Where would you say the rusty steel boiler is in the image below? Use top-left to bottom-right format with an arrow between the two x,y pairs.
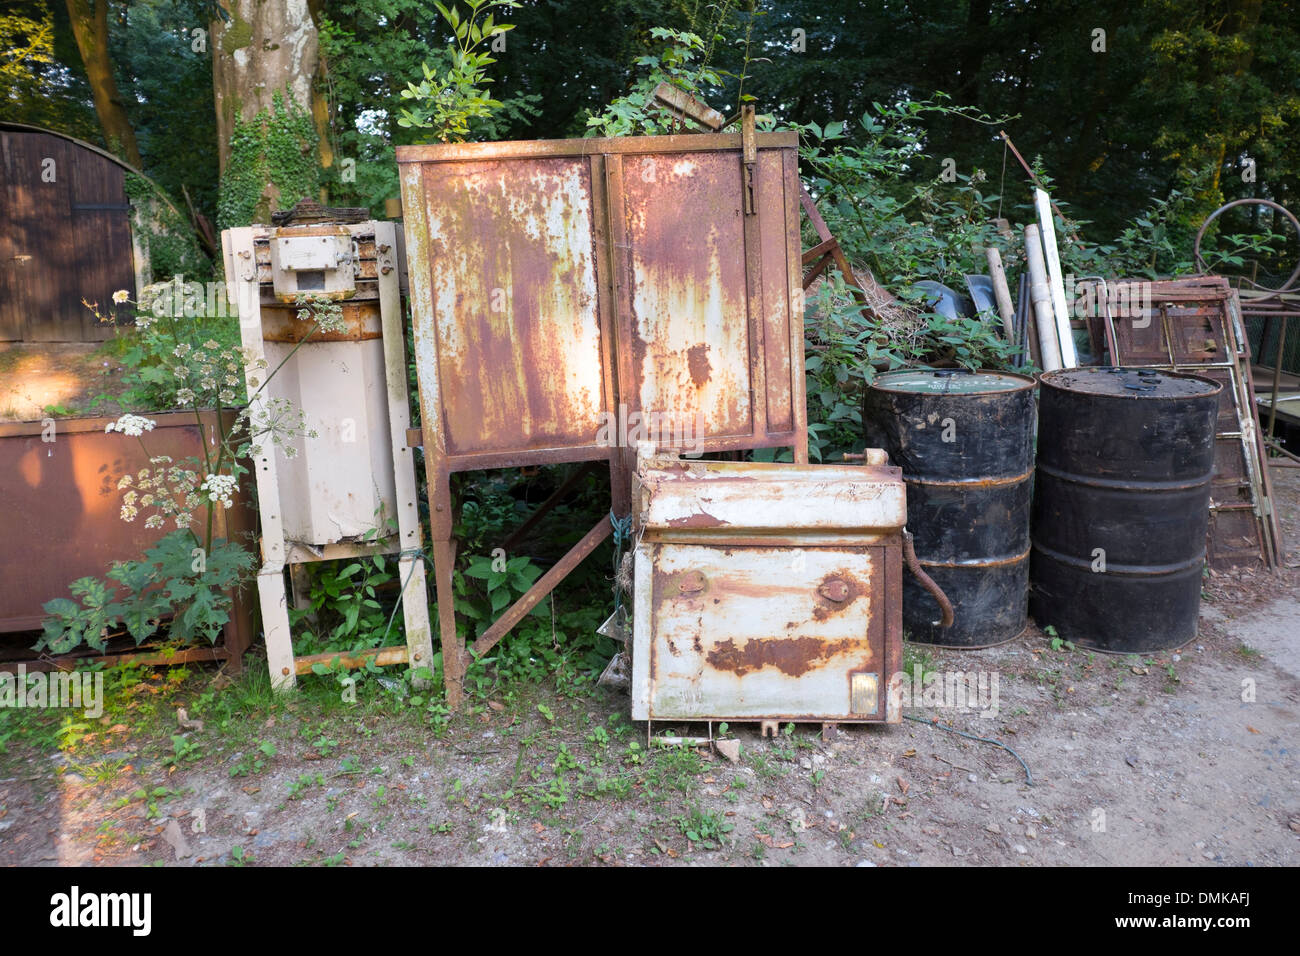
629,448 -> 906,723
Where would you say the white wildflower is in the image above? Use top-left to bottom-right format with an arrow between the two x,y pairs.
201,473 -> 237,508
120,504 -> 138,522
105,414 -> 156,437
117,475 -> 133,489
176,388 -> 196,405
173,343 -> 192,358
144,515 -> 163,529
112,289 -> 130,304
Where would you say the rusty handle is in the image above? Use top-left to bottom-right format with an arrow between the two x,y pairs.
902,529 -> 954,628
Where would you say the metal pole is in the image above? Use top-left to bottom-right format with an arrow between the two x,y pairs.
1269,315 -> 1287,440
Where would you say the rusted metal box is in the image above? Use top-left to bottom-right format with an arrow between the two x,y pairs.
630,451 -> 906,723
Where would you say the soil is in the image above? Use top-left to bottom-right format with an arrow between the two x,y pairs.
1,470 -> 1296,869
0,342 -> 132,422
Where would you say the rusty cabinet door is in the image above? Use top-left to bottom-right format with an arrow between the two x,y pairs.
396,133 -> 805,472
631,543 -> 889,721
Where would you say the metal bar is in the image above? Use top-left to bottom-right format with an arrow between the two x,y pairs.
784,153 -> 809,464
395,132 -> 798,164
293,645 -> 408,675
471,515 -> 613,658
801,254 -> 834,289
801,238 -> 838,266
375,219 -> 435,677
1269,315 -> 1287,439
17,646 -> 232,674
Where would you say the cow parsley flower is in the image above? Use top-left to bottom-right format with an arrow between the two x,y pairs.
105,414 -> 156,437
200,473 -> 237,508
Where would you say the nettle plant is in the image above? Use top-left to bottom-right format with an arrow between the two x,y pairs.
396,0 -> 523,143
40,293 -> 347,655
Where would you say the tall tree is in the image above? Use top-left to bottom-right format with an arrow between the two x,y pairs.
63,0 -> 142,165
210,0 -> 323,175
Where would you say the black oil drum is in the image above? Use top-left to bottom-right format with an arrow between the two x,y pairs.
1030,367 -> 1221,652
864,369 -> 1037,647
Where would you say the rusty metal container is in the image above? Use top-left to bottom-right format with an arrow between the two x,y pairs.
1031,367 -> 1221,652
864,369 -> 1037,647
0,410 -> 253,664
629,449 -> 905,723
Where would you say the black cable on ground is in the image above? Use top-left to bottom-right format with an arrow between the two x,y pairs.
903,714 -> 1034,787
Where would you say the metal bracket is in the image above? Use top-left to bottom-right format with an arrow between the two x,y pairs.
741,105 -> 757,215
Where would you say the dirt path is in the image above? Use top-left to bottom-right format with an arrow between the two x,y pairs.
1,470 -> 1297,867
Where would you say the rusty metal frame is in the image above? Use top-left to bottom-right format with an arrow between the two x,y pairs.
0,409 -> 255,670
397,133 -> 809,709
1106,277 -> 1283,568
224,221 -> 435,690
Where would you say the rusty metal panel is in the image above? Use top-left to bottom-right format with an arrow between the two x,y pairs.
396,132 -> 805,470
630,453 -> 904,723
418,156 -> 605,457
635,458 -> 906,532
635,543 -> 886,720
620,150 -> 752,438
0,411 -> 247,632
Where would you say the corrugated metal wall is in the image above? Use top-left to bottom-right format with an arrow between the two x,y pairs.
0,126 -> 135,343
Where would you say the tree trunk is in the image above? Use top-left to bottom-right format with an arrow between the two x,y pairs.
64,0 -> 142,167
211,0 -> 321,176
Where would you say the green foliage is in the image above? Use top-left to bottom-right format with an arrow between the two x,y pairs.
290,546 -> 401,660
88,305 -> 242,415
218,91 -> 321,230
109,0 -> 219,227
456,553 -> 543,633
584,27 -> 720,137
672,803 -> 733,850
795,99 -> 1011,290
396,0 -> 534,143
38,533 -> 253,653
124,175 -> 211,282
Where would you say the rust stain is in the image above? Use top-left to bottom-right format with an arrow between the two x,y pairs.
686,343 -> 712,388
664,511 -> 726,528
706,636 -> 858,678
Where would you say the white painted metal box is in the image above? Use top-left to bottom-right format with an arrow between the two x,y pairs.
630,452 -> 906,723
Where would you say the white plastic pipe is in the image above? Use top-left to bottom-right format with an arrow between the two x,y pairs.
1035,188 -> 1078,367
1024,224 -> 1063,372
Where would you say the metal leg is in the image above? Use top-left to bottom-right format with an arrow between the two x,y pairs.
431,534 -> 461,710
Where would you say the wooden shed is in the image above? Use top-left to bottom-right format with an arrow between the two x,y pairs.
0,122 -> 140,343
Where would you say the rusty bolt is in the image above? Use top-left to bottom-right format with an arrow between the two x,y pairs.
281,667 -> 290,676
413,652 -> 422,661
819,578 -> 851,602
677,570 -> 706,594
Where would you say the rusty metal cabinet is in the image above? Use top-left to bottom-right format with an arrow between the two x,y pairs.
629,452 -> 906,723
395,131 -> 808,707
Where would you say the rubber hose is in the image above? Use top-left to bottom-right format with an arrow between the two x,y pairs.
902,529 -> 955,628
